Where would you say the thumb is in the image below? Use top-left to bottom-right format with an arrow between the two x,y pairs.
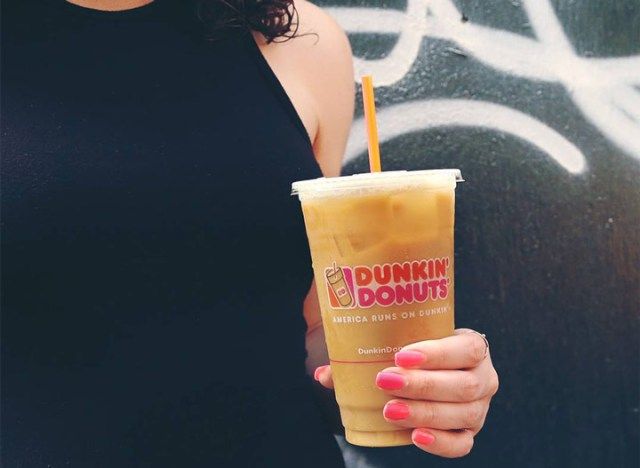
313,365 -> 334,389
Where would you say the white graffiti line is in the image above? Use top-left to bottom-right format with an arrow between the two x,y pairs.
344,99 -> 587,175
328,7 -> 404,34
326,2 -> 639,86
592,57 -> 640,84
571,91 -> 640,158
329,1 -> 428,87
523,0 -> 573,53
424,18 -> 557,82
326,0 -> 640,160
612,86 -> 640,123
328,6 -> 556,82
523,0 -> 640,157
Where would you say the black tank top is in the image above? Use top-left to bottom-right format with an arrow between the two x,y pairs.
1,2 -> 345,466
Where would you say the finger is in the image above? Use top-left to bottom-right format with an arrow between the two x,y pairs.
382,398 -> 490,432
313,365 -> 334,389
412,428 -> 475,458
394,330 -> 488,370
375,367 -> 491,402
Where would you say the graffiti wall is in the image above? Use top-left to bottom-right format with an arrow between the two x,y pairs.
319,0 -> 640,466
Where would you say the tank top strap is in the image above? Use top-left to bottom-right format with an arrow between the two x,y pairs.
239,30 -> 313,148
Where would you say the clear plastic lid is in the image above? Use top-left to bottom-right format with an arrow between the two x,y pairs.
291,169 -> 463,199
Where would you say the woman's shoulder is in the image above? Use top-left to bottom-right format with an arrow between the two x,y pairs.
252,0 -> 353,93
293,0 -> 352,56
286,0 -> 354,104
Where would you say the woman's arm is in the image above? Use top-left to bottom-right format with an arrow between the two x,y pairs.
288,0 -> 354,380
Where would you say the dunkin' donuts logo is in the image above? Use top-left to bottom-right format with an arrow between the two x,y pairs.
325,258 -> 450,309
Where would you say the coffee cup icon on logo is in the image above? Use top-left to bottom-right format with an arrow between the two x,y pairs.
326,266 -> 354,307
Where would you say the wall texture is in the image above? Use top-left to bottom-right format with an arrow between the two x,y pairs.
317,1 -> 640,467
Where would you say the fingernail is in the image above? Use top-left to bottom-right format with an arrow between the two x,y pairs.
375,372 -> 406,390
413,428 -> 436,446
395,350 -> 424,368
383,401 -> 410,420
314,365 -> 329,381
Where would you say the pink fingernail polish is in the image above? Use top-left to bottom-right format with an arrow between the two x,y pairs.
375,372 -> 406,390
395,350 -> 424,367
413,429 -> 436,446
314,365 -> 328,381
383,401 -> 410,420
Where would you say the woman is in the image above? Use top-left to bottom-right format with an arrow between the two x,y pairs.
1,0 -> 499,466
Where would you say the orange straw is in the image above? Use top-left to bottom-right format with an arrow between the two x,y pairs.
361,75 -> 382,172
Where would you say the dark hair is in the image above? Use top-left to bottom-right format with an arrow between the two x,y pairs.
195,0 -> 299,42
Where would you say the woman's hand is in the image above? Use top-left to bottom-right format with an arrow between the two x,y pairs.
314,328 -> 499,458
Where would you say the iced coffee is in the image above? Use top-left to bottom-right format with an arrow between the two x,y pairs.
292,169 -> 462,447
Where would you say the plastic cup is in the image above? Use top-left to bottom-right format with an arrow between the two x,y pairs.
292,169 -> 463,447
